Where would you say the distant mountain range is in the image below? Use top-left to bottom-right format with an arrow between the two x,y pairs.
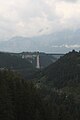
0,29 -> 80,53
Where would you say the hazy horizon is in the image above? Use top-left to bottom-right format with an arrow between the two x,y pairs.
0,0 -> 80,53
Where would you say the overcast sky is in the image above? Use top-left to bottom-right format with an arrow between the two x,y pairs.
0,0 -> 80,41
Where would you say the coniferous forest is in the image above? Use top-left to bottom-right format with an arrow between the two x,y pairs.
0,50 -> 80,120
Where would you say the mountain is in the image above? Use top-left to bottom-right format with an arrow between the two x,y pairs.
16,52 -> 63,68
0,51 -> 80,120
33,50 -> 80,120
0,52 -> 37,79
0,29 -> 80,53
36,50 -> 80,89
0,52 -> 33,69
0,52 -> 63,79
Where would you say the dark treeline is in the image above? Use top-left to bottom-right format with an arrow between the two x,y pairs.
0,52 -> 37,79
0,70 -> 80,120
33,50 -> 80,120
36,50 -> 80,88
0,70 -> 47,120
0,52 -> 32,69
0,50 -> 80,120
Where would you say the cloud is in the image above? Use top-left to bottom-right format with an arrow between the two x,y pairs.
52,44 -> 80,49
52,45 -> 64,48
60,0 -> 78,3
65,44 -> 80,48
0,0 -> 80,40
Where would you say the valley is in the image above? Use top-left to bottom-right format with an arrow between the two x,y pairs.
0,50 -> 80,120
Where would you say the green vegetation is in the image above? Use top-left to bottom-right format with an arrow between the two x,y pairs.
0,52 -> 32,69
0,52 -> 37,79
34,50 -> 80,120
0,70 -> 47,120
0,52 -> 57,79
37,50 -> 80,88
0,50 -> 80,120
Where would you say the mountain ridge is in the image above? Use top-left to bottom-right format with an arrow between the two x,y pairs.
35,50 -> 80,89
0,29 -> 80,53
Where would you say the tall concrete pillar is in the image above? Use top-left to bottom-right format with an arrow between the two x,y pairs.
36,55 -> 40,69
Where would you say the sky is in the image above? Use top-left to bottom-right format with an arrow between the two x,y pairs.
0,0 -> 80,41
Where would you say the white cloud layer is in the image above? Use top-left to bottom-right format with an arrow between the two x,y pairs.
52,44 -> 80,49
0,0 -> 80,40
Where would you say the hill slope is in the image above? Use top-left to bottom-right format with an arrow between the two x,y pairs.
33,50 -> 80,120
0,52 -> 37,79
0,52 -> 63,79
0,52 -> 33,69
36,50 -> 80,91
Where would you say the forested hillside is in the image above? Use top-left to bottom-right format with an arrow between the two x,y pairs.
0,52 -> 61,79
33,50 -> 80,120
0,70 -> 47,120
0,52 -> 38,79
0,52 -> 33,69
0,50 -> 80,120
36,50 -> 80,88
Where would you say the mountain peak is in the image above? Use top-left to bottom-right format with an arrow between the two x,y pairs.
38,50 -> 80,88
